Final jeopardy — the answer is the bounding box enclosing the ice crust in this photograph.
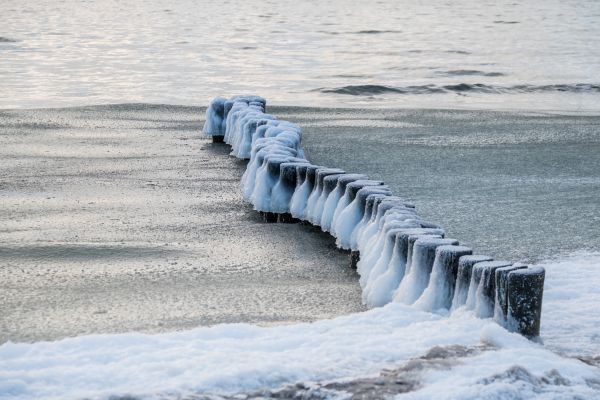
[204,95,547,331]
[2,253,598,400]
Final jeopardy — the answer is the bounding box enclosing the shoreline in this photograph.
[2,102,600,117]
[2,103,598,342]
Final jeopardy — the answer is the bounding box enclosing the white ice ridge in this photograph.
[2,252,599,400]
[202,96,546,336]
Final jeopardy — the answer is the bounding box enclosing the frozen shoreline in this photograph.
[1,104,599,399]
[2,104,599,342]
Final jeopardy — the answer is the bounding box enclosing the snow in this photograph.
[1,252,598,400]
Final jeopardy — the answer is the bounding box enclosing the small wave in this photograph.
[318,30,401,36]
[331,74,372,78]
[353,29,402,34]
[493,20,520,24]
[316,83,600,96]
[0,36,17,43]
[446,50,471,55]
[436,70,505,77]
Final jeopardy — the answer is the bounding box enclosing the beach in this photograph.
[1,104,599,397]
[0,104,365,343]
[2,103,598,344]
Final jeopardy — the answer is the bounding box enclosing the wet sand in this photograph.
[0,104,364,343]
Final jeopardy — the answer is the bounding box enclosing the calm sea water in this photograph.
[1,0,599,112]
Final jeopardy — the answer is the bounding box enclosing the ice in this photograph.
[473,261,513,318]
[231,113,275,159]
[347,187,393,249]
[202,96,227,136]
[312,173,345,226]
[270,161,310,213]
[3,251,599,400]
[289,164,321,219]
[251,155,296,212]
[535,251,600,356]
[362,226,422,303]
[305,168,345,225]
[394,237,459,305]
[320,174,368,232]
[414,245,473,313]
[451,255,494,310]
[333,181,388,249]
[357,203,419,258]
[365,228,446,308]
[493,263,528,326]
[242,145,297,201]
[355,198,416,253]
[358,215,422,288]
[350,194,390,248]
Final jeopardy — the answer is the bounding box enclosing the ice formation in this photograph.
[1,252,598,400]
[202,95,547,338]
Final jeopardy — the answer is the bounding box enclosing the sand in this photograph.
[0,104,364,343]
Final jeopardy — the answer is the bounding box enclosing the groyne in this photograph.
[202,95,545,338]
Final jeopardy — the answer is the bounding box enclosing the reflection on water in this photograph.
[1,0,599,111]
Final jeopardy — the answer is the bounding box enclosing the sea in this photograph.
[1,0,599,112]
[1,1,599,399]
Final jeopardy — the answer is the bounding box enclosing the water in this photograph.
[279,107,600,263]
[1,0,599,112]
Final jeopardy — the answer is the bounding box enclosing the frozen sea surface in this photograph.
[281,107,600,262]
[0,104,365,343]
[1,0,599,112]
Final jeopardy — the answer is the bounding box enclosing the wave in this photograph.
[318,29,402,36]
[317,83,600,96]
[0,37,17,43]
[436,70,505,77]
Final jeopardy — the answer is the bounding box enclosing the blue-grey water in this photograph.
[1,0,599,112]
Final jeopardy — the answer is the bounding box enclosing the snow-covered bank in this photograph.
[1,252,598,400]
[202,95,546,338]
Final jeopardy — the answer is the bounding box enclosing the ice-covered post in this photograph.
[452,255,493,309]
[261,157,290,223]
[272,162,309,223]
[306,168,345,225]
[321,174,368,233]
[494,263,528,326]
[334,180,385,249]
[394,237,459,305]
[290,164,321,220]
[202,97,227,143]
[506,267,545,339]
[414,245,473,311]
[473,261,512,318]
[348,189,393,268]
